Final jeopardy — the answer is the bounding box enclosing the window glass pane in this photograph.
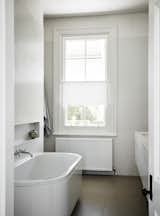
[63,82,107,105]
[87,39,106,58]
[86,59,105,81]
[65,105,105,127]
[63,36,108,129]
[85,105,105,126]
[65,59,85,81]
[65,105,85,126]
[65,40,85,58]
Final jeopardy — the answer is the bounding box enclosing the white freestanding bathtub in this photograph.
[15,152,82,216]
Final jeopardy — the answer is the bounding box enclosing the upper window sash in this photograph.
[62,35,108,82]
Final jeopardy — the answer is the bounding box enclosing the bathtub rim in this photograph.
[15,152,82,187]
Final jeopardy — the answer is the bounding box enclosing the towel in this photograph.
[44,89,52,137]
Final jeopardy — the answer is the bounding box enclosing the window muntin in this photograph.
[62,36,108,128]
[64,37,106,82]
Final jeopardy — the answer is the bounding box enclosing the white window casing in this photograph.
[53,27,118,136]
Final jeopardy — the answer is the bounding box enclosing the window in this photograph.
[62,36,107,127]
[53,28,117,136]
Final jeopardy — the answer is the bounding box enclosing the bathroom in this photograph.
[1,0,160,216]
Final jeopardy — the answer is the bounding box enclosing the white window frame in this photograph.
[53,27,118,136]
[62,34,108,129]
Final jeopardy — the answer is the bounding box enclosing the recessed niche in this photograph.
[15,122,40,146]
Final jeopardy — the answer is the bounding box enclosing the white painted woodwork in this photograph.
[148,0,160,215]
[0,0,14,215]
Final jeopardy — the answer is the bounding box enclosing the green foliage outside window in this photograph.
[67,105,96,122]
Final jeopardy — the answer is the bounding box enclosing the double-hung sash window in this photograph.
[63,36,107,127]
[53,29,117,135]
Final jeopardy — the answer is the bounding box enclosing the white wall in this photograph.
[44,12,148,175]
[14,0,44,152]
[0,0,14,215]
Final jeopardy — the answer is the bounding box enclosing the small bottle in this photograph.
[28,130,38,139]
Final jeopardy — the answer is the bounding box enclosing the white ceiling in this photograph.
[44,0,148,16]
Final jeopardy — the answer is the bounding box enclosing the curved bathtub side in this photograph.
[15,153,82,186]
[55,160,82,216]
[14,154,82,216]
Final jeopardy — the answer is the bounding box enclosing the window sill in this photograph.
[53,132,117,137]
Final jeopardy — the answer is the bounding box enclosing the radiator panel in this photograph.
[55,137,113,171]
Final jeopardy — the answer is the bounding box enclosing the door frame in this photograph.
[148,0,160,215]
[0,0,14,215]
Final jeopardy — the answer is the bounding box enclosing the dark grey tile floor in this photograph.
[72,175,148,216]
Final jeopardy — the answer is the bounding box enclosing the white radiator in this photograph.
[135,131,148,189]
[55,137,113,171]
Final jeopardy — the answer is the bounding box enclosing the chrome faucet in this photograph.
[14,149,33,158]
